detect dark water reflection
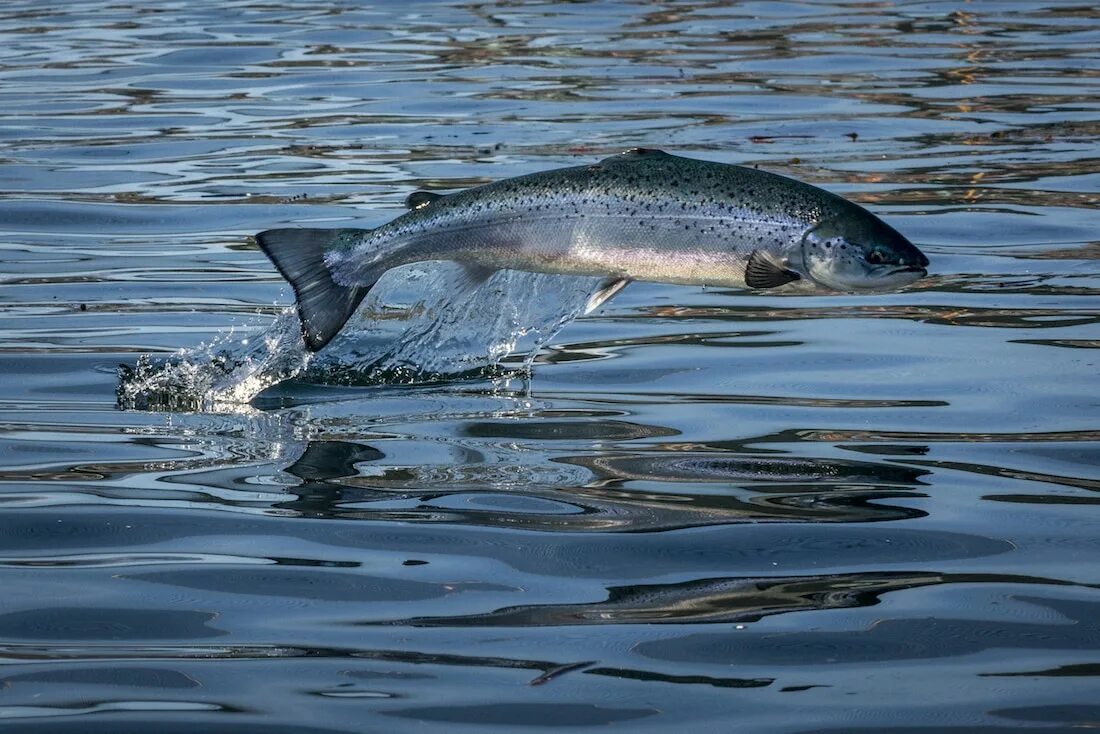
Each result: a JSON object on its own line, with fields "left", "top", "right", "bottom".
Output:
{"left": 2, "top": 0, "right": 1100, "bottom": 732}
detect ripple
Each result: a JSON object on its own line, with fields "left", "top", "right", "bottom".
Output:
{"left": 0, "top": 608, "right": 226, "bottom": 642}
{"left": 636, "top": 594, "right": 1100, "bottom": 666}
{"left": 0, "top": 552, "right": 274, "bottom": 569}
{"left": 562, "top": 452, "right": 930, "bottom": 486}
{"left": 386, "top": 571, "right": 1075, "bottom": 628}
{"left": 130, "top": 568, "right": 515, "bottom": 603}
{"left": 383, "top": 703, "right": 658, "bottom": 726}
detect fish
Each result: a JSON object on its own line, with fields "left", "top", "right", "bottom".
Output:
{"left": 256, "top": 148, "right": 928, "bottom": 351}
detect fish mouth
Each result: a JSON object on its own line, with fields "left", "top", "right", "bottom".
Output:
{"left": 890, "top": 265, "right": 927, "bottom": 276}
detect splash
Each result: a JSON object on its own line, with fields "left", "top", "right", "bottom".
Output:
{"left": 116, "top": 308, "right": 310, "bottom": 413}
{"left": 118, "top": 262, "right": 608, "bottom": 412}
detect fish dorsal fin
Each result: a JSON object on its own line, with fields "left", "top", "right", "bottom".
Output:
{"left": 598, "top": 147, "right": 670, "bottom": 165}
{"left": 745, "top": 250, "right": 801, "bottom": 289}
{"left": 405, "top": 191, "right": 445, "bottom": 210}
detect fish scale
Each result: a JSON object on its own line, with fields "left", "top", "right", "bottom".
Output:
{"left": 256, "top": 148, "right": 928, "bottom": 351}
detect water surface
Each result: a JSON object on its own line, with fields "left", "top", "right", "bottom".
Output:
{"left": 1, "top": 1, "right": 1098, "bottom": 732}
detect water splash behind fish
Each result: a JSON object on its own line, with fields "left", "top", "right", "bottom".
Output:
{"left": 117, "top": 262, "right": 605, "bottom": 411}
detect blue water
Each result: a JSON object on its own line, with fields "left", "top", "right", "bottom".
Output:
{"left": 1, "top": 1, "right": 1098, "bottom": 731}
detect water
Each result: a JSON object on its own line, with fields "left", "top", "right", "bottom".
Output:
{"left": 1, "top": 1, "right": 1098, "bottom": 731}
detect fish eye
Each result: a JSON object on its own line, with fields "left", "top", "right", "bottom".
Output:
{"left": 866, "top": 249, "right": 885, "bottom": 265}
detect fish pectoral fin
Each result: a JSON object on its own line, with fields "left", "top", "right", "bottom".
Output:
{"left": 745, "top": 250, "right": 801, "bottom": 289}
{"left": 584, "top": 277, "right": 631, "bottom": 314}
{"left": 454, "top": 262, "right": 497, "bottom": 291}
{"left": 255, "top": 228, "right": 373, "bottom": 352}
{"left": 405, "top": 191, "right": 445, "bottom": 209}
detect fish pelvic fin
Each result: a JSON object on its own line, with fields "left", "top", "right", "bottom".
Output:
{"left": 255, "top": 228, "right": 373, "bottom": 352}
{"left": 745, "top": 249, "right": 801, "bottom": 289}
{"left": 584, "top": 277, "right": 631, "bottom": 314}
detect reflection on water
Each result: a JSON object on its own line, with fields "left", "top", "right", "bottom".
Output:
{"left": 392, "top": 570, "right": 1083, "bottom": 627}
{"left": 1, "top": 0, "right": 1099, "bottom": 731}
{"left": 275, "top": 440, "right": 931, "bottom": 529}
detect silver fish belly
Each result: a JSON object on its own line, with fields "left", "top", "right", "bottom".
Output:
{"left": 256, "top": 148, "right": 927, "bottom": 351}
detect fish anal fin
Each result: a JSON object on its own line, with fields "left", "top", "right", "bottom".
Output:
{"left": 405, "top": 191, "right": 445, "bottom": 210}
{"left": 585, "top": 277, "right": 631, "bottom": 314}
{"left": 454, "top": 262, "right": 497, "bottom": 291}
{"left": 745, "top": 250, "right": 801, "bottom": 289}
{"left": 255, "top": 228, "right": 375, "bottom": 352}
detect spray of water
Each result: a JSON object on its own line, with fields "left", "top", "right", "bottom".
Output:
{"left": 117, "top": 262, "right": 607, "bottom": 412}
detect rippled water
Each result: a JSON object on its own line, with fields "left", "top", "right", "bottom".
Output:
{"left": 2, "top": 1, "right": 1098, "bottom": 731}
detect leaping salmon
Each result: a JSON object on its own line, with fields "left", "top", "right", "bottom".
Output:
{"left": 256, "top": 148, "right": 928, "bottom": 351}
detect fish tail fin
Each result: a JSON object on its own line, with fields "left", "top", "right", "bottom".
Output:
{"left": 256, "top": 228, "right": 374, "bottom": 352}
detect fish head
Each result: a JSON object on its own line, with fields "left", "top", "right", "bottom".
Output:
{"left": 797, "top": 214, "right": 928, "bottom": 292}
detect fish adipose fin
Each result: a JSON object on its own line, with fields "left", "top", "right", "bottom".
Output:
{"left": 585, "top": 277, "right": 631, "bottom": 314}
{"left": 256, "top": 228, "right": 372, "bottom": 352}
{"left": 598, "top": 148, "right": 670, "bottom": 166}
{"left": 405, "top": 191, "right": 445, "bottom": 210}
{"left": 745, "top": 250, "right": 800, "bottom": 289}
